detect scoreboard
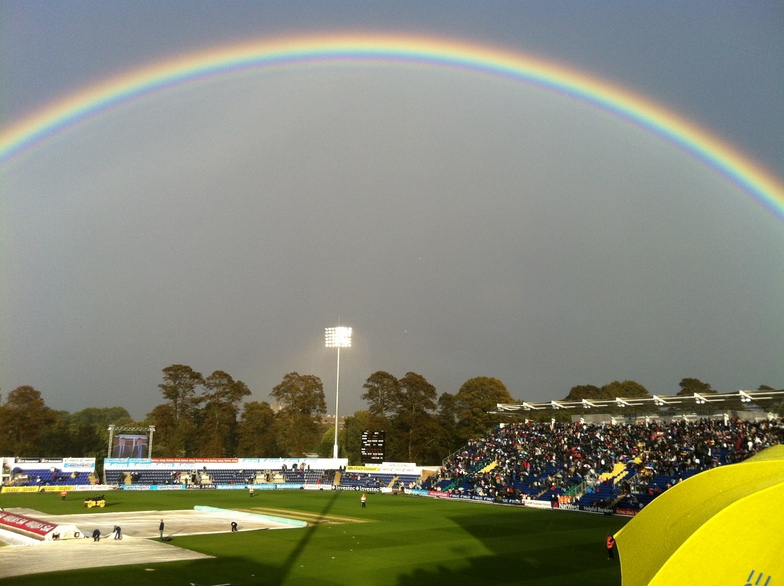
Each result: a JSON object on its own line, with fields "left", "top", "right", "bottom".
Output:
{"left": 360, "top": 430, "right": 386, "bottom": 463}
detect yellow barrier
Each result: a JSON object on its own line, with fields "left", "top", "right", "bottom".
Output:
{"left": 0, "top": 486, "right": 41, "bottom": 493}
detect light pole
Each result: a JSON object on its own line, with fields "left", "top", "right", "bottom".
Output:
{"left": 325, "top": 326, "right": 352, "bottom": 459}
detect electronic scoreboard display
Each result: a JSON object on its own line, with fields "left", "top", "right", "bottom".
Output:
{"left": 360, "top": 430, "right": 386, "bottom": 463}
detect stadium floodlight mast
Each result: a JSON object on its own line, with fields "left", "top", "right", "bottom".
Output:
{"left": 325, "top": 326, "right": 352, "bottom": 459}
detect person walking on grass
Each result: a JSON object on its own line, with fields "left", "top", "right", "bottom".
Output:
{"left": 159, "top": 519, "right": 165, "bottom": 540}
{"left": 361, "top": 493, "right": 367, "bottom": 508}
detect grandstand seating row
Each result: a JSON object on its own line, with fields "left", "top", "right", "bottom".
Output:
{"left": 9, "top": 469, "right": 93, "bottom": 486}
{"left": 104, "top": 467, "right": 420, "bottom": 490}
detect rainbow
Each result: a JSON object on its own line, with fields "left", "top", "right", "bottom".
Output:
{"left": 1, "top": 33, "right": 783, "bottom": 220}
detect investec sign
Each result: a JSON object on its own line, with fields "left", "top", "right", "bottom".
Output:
{"left": 0, "top": 511, "right": 57, "bottom": 537}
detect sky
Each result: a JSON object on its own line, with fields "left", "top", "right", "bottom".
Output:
{"left": 1, "top": 1, "right": 782, "bottom": 420}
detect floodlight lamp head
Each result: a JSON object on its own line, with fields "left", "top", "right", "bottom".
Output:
{"left": 325, "top": 326, "right": 352, "bottom": 348}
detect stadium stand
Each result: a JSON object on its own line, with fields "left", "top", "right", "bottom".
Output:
{"left": 424, "top": 417, "right": 784, "bottom": 511}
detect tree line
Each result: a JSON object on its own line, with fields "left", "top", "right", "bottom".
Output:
{"left": 1, "top": 370, "right": 779, "bottom": 465}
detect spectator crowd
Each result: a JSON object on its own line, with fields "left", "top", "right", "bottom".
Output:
{"left": 425, "top": 417, "right": 784, "bottom": 505}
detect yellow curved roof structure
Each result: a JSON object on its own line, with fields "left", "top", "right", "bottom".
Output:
{"left": 614, "top": 445, "right": 784, "bottom": 586}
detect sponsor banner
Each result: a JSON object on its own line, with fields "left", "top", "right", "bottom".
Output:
{"left": 277, "top": 483, "right": 305, "bottom": 490}
{"left": 615, "top": 507, "right": 642, "bottom": 518}
{"left": 0, "top": 511, "right": 58, "bottom": 536}
{"left": 214, "top": 483, "right": 276, "bottom": 491}
{"left": 105, "top": 457, "right": 350, "bottom": 471}
{"left": 186, "top": 484, "right": 216, "bottom": 490}
{"left": 427, "top": 490, "right": 452, "bottom": 499}
{"left": 9, "top": 460, "right": 94, "bottom": 473}
{"left": 451, "top": 494, "right": 498, "bottom": 504}
{"left": 1, "top": 486, "right": 41, "bottom": 493}
{"left": 524, "top": 499, "right": 553, "bottom": 510}
{"left": 62, "top": 458, "right": 96, "bottom": 471}
{"left": 153, "top": 458, "right": 238, "bottom": 463}
{"left": 148, "top": 484, "right": 186, "bottom": 491}
{"left": 303, "top": 484, "right": 333, "bottom": 491}
{"left": 579, "top": 505, "right": 615, "bottom": 515}
{"left": 40, "top": 485, "right": 77, "bottom": 492}
{"left": 377, "top": 462, "right": 421, "bottom": 475}
{"left": 335, "top": 485, "right": 381, "bottom": 493}
{"left": 346, "top": 465, "right": 380, "bottom": 473}
{"left": 120, "top": 485, "right": 151, "bottom": 491}
{"left": 406, "top": 489, "right": 429, "bottom": 497}
{"left": 72, "top": 485, "right": 114, "bottom": 492}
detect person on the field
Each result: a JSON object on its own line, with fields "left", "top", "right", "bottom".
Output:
{"left": 361, "top": 493, "right": 367, "bottom": 508}
{"left": 231, "top": 521, "right": 238, "bottom": 532}
{"left": 159, "top": 519, "right": 165, "bottom": 539}
{"left": 113, "top": 525, "right": 122, "bottom": 540}
{"left": 606, "top": 535, "right": 615, "bottom": 559}
{"left": 92, "top": 529, "right": 101, "bottom": 542}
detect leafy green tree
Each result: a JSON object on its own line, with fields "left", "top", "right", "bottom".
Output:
{"left": 146, "top": 403, "right": 178, "bottom": 457}
{"left": 152, "top": 365, "right": 205, "bottom": 456}
{"left": 237, "top": 401, "right": 282, "bottom": 457}
{"left": 454, "top": 377, "right": 515, "bottom": 443}
{"left": 602, "top": 380, "right": 650, "bottom": 399}
{"left": 361, "top": 371, "right": 401, "bottom": 421}
{"left": 159, "top": 364, "right": 204, "bottom": 423}
{"left": 389, "top": 372, "right": 439, "bottom": 463}
{"left": 676, "top": 378, "right": 715, "bottom": 396}
{"left": 68, "top": 406, "right": 132, "bottom": 428}
{"left": 271, "top": 373, "right": 327, "bottom": 457}
{"left": 432, "top": 392, "right": 462, "bottom": 458}
{"left": 198, "top": 370, "right": 250, "bottom": 456}
{"left": 0, "top": 386, "right": 59, "bottom": 455}
{"left": 564, "top": 385, "right": 603, "bottom": 401}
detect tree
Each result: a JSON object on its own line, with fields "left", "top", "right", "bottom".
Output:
{"left": 454, "top": 377, "right": 515, "bottom": 443}
{"left": 271, "top": 373, "right": 327, "bottom": 457}
{"left": 146, "top": 404, "right": 179, "bottom": 457}
{"left": 389, "top": 372, "right": 439, "bottom": 463}
{"left": 198, "top": 370, "right": 250, "bottom": 456}
{"left": 0, "top": 386, "right": 59, "bottom": 455}
{"left": 601, "top": 380, "right": 650, "bottom": 399}
{"left": 434, "top": 392, "right": 461, "bottom": 458}
{"left": 154, "top": 365, "right": 205, "bottom": 456}
{"left": 677, "top": 378, "right": 715, "bottom": 396}
{"left": 237, "top": 401, "right": 282, "bottom": 457}
{"left": 564, "top": 385, "right": 603, "bottom": 401}
{"left": 68, "top": 407, "right": 131, "bottom": 428}
{"left": 361, "top": 371, "right": 401, "bottom": 421}
{"left": 158, "top": 364, "right": 204, "bottom": 423}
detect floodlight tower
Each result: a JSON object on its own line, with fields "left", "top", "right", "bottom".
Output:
{"left": 325, "top": 326, "right": 352, "bottom": 459}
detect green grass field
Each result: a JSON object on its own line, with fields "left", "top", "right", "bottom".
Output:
{"left": 0, "top": 490, "right": 628, "bottom": 585}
